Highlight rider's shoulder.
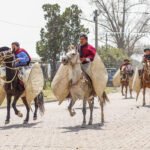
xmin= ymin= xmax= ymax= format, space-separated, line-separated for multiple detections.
xmin=87 ymin=44 xmax=96 ymax=51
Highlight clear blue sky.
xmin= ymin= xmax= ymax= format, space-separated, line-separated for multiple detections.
xmin=0 ymin=0 xmax=95 ymax=58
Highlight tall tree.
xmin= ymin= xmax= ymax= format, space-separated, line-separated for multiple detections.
xmin=61 ymin=5 xmax=89 ymax=51
xmin=98 ymin=46 xmax=129 ymax=68
xmin=36 ymin=4 xmax=88 ymax=80
xmin=91 ymin=0 xmax=150 ymax=54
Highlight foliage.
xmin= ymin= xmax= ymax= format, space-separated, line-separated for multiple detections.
xmin=36 ymin=4 xmax=88 ymax=80
xmin=98 ymin=46 xmax=129 ymax=68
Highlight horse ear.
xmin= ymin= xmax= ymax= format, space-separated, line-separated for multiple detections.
xmin=75 ymin=46 xmax=78 ymax=53
xmin=68 ymin=45 xmax=75 ymax=52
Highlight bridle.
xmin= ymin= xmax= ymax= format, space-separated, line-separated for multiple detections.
xmin=65 ymin=50 xmax=81 ymax=66
xmin=0 ymin=51 xmax=19 ymax=84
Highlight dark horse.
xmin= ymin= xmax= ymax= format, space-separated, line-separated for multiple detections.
xmin=120 ymin=66 xmax=134 ymax=99
xmin=0 ymin=47 xmax=44 ymax=124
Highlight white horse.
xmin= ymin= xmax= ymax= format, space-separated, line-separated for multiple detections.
xmin=62 ymin=45 xmax=109 ymax=127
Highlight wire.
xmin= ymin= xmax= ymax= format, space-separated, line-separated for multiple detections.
xmin=0 ymin=19 xmax=41 ymax=28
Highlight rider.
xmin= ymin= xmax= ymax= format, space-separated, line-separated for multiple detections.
xmin=120 ymin=59 xmax=134 ymax=78
xmin=120 ymin=59 xmax=133 ymax=71
xmin=11 ymin=42 xmax=31 ymax=89
xmin=78 ymin=33 xmax=96 ymax=71
xmin=143 ymin=48 xmax=150 ymax=62
xmin=11 ymin=42 xmax=31 ymax=67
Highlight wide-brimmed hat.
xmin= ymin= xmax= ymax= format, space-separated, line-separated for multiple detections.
xmin=144 ymin=48 xmax=150 ymax=52
xmin=124 ymin=59 xmax=130 ymax=62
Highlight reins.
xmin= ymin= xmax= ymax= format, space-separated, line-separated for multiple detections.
xmin=0 ymin=54 xmax=19 ymax=84
xmin=0 ymin=70 xmax=18 ymax=84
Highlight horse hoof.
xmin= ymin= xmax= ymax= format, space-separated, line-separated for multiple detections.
xmin=70 ymin=111 xmax=76 ymax=117
xmin=33 ymin=116 xmax=37 ymax=121
xmin=81 ymin=123 xmax=86 ymax=128
xmin=88 ymin=122 xmax=92 ymax=125
xmin=23 ymin=120 xmax=28 ymax=124
xmin=5 ymin=120 xmax=10 ymax=125
xmin=99 ymin=122 xmax=104 ymax=126
xmin=17 ymin=112 xmax=23 ymax=118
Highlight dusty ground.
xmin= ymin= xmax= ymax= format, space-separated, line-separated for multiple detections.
xmin=0 ymin=91 xmax=150 ymax=150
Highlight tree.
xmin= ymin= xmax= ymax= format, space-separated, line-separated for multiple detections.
xmin=98 ymin=46 xmax=129 ymax=68
xmin=36 ymin=4 xmax=88 ymax=80
xmin=61 ymin=5 xmax=89 ymax=51
xmin=91 ymin=0 xmax=150 ymax=54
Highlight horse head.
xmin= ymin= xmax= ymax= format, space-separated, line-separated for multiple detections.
xmin=62 ymin=45 xmax=80 ymax=66
xmin=0 ymin=47 xmax=13 ymax=63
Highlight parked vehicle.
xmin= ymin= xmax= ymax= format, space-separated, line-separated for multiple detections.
xmin=107 ymin=68 xmax=117 ymax=86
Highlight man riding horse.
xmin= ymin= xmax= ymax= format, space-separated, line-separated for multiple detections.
xmin=12 ymin=42 xmax=31 ymax=67
xmin=11 ymin=42 xmax=31 ymax=89
xmin=120 ymin=59 xmax=134 ymax=98
xmin=120 ymin=59 xmax=133 ymax=74
xmin=136 ymin=48 xmax=150 ymax=106
xmin=0 ymin=44 xmax=44 ymax=124
xmin=78 ymin=34 xmax=96 ymax=85
xmin=79 ymin=34 xmax=96 ymax=65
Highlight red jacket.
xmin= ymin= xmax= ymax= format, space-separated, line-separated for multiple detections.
xmin=79 ymin=44 xmax=96 ymax=64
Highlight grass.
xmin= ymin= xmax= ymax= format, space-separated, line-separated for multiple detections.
xmin=0 ymin=82 xmax=118 ymax=107
xmin=105 ymin=87 xmax=118 ymax=94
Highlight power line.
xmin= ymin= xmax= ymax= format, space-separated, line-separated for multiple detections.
xmin=0 ymin=19 xmax=41 ymax=28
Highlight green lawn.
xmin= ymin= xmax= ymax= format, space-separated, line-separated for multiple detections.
xmin=0 ymin=86 xmax=118 ymax=107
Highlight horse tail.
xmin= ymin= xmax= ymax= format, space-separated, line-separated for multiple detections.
xmin=102 ymin=91 xmax=109 ymax=104
xmin=36 ymin=92 xmax=45 ymax=115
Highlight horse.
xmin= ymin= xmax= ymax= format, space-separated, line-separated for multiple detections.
xmin=120 ymin=66 xmax=134 ymax=99
xmin=61 ymin=45 xmax=109 ymax=127
xmin=140 ymin=60 xmax=150 ymax=106
xmin=0 ymin=47 xmax=45 ymax=124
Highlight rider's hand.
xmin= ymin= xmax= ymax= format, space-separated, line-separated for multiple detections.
xmin=80 ymin=57 xmax=86 ymax=62
xmin=16 ymin=58 xmax=20 ymax=62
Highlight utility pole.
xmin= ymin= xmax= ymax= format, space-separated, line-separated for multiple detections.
xmin=106 ymin=33 xmax=108 ymax=51
xmin=122 ymin=0 xmax=126 ymax=49
xmin=94 ymin=10 xmax=99 ymax=50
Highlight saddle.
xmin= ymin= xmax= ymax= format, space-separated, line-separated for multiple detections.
xmin=81 ymin=68 xmax=96 ymax=96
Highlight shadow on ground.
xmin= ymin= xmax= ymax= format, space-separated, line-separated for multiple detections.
xmin=58 ymin=123 xmax=105 ymax=133
xmin=0 ymin=121 xmax=42 ymax=130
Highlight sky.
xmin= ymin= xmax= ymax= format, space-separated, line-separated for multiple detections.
xmin=0 ymin=0 xmax=96 ymax=58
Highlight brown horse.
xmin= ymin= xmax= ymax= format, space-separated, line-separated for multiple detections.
xmin=0 ymin=47 xmax=45 ymax=124
xmin=140 ymin=60 xmax=150 ymax=106
xmin=120 ymin=66 xmax=134 ymax=99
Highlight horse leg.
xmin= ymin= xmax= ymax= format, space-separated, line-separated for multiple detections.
xmin=81 ymin=99 xmax=87 ymax=128
xmin=130 ymin=88 xmax=133 ymax=98
xmin=5 ymin=95 xmax=11 ymax=124
xmin=125 ymin=84 xmax=128 ymax=99
xmin=33 ymin=98 xmax=38 ymax=120
xmin=68 ymin=99 xmax=76 ymax=117
xmin=99 ymin=97 xmax=104 ymax=125
xmin=12 ymin=95 xmax=23 ymax=118
xmin=143 ymin=88 xmax=146 ymax=106
xmin=121 ymin=84 xmax=124 ymax=96
xmin=88 ymin=98 xmax=94 ymax=125
xmin=22 ymin=97 xmax=30 ymax=124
